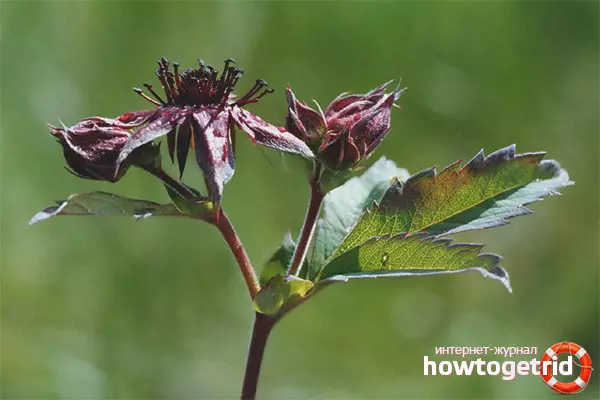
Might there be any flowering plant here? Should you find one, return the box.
[31,57,573,399]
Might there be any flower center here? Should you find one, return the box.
[133,58,274,108]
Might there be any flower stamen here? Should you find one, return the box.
[142,83,167,105]
[133,87,162,107]
[173,62,183,91]
[236,79,274,106]
[155,70,174,105]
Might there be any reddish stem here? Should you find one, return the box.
[215,208,261,299]
[241,313,276,400]
[287,162,324,276]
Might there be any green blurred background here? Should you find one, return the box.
[1,1,598,399]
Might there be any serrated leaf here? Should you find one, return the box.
[260,232,297,286]
[335,145,573,257]
[253,275,314,316]
[29,191,201,225]
[309,157,409,279]
[318,233,511,292]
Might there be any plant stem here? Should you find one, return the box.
[241,313,276,400]
[142,165,197,199]
[287,162,324,276]
[143,165,260,299]
[215,208,261,299]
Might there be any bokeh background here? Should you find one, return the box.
[1,1,598,399]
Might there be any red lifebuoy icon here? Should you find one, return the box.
[541,341,593,394]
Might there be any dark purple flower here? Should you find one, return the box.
[115,58,314,202]
[286,82,405,170]
[49,118,158,182]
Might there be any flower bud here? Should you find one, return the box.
[285,87,326,150]
[318,82,405,170]
[49,118,159,182]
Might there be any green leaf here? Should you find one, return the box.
[309,157,409,279]
[253,275,314,316]
[164,185,214,220]
[318,233,511,292]
[335,145,573,257]
[260,232,296,286]
[29,191,202,225]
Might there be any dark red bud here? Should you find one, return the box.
[317,131,362,171]
[285,87,327,148]
[315,82,405,171]
[49,118,159,182]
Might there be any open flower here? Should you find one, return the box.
[113,58,314,202]
[49,119,158,182]
[286,82,405,170]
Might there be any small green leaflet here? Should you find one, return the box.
[334,145,573,258]
[253,275,314,316]
[318,233,511,292]
[309,157,409,279]
[164,185,214,219]
[260,232,297,286]
[29,191,203,225]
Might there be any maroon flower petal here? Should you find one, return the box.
[231,107,314,158]
[117,106,184,168]
[86,109,158,129]
[190,108,235,202]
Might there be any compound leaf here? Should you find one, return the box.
[318,233,511,292]
[309,157,409,279]
[335,145,573,257]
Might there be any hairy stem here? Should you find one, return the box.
[241,313,276,400]
[215,208,261,299]
[287,162,324,276]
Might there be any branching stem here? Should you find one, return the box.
[142,164,260,299]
